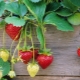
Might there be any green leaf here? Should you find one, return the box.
[30,0,41,3]
[5,2,19,15]
[0,58,10,76]
[36,27,44,49]
[0,20,6,29]
[67,13,80,25]
[23,0,46,23]
[56,7,73,17]
[19,4,27,16]
[44,12,74,31]
[6,2,27,16]
[62,0,78,12]
[70,0,80,7]
[5,16,26,26]
[0,1,5,17]
[46,2,61,12]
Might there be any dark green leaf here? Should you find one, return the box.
[56,7,73,17]
[23,0,46,23]
[62,0,78,12]
[0,1,5,17]
[36,27,44,49]
[70,0,80,7]
[5,16,25,26]
[0,59,10,76]
[30,0,41,3]
[44,12,74,31]
[67,13,80,25]
[46,2,61,12]
[6,2,27,16]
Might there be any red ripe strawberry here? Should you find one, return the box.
[30,49,39,59]
[5,24,22,41]
[19,50,33,64]
[37,54,53,69]
[77,48,80,56]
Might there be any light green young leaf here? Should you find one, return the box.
[67,13,80,25]
[23,0,46,23]
[5,16,25,26]
[44,12,74,31]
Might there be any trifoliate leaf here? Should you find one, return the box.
[44,12,74,31]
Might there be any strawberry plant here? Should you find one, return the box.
[0,0,80,79]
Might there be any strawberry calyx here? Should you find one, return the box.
[39,49,52,56]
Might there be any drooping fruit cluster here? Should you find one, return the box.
[4,23,54,77]
[18,48,53,77]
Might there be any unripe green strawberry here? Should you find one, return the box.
[8,71,16,78]
[27,63,39,77]
[0,49,9,62]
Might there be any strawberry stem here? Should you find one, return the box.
[30,26,35,64]
[2,28,6,48]
[11,62,14,70]
[23,25,27,49]
[41,25,46,50]
[10,28,23,57]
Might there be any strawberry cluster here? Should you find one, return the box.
[4,23,54,77]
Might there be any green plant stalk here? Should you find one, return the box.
[10,28,23,56]
[41,24,46,50]
[9,28,24,70]
[2,28,6,49]
[11,39,22,70]
[23,26,27,49]
[30,26,35,64]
